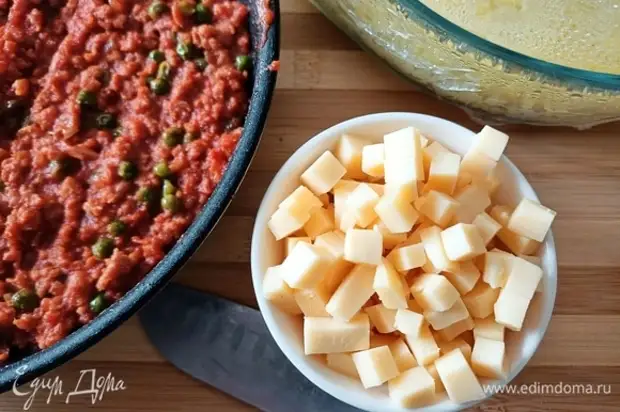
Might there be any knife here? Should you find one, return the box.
[139,283,360,412]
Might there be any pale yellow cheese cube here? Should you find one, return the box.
[494,291,530,331]
[388,338,418,372]
[268,207,310,240]
[520,254,543,293]
[441,223,487,262]
[394,309,425,337]
[372,221,408,250]
[470,126,509,161]
[438,337,472,361]
[455,171,472,191]
[422,140,450,176]
[424,298,470,330]
[384,126,425,182]
[388,366,436,407]
[437,316,475,342]
[374,190,420,234]
[352,346,400,389]
[346,183,380,228]
[386,181,418,203]
[411,273,460,312]
[434,349,485,403]
[419,226,460,273]
[332,180,358,228]
[262,266,302,315]
[474,317,505,341]
[483,251,511,289]
[471,337,506,379]
[364,303,397,334]
[425,152,461,195]
[303,206,335,239]
[285,237,311,257]
[503,256,543,300]
[294,288,330,317]
[336,134,370,180]
[425,363,445,393]
[418,190,459,228]
[326,264,376,321]
[472,212,502,245]
[301,151,347,195]
[443,261,480,295]
[460,150,497,180]
[386,243,426,272]
[279,185,323,217]
[361,143,385,178]
[507,198,557,242]
[304,314,370,354]
[374,258,408,309]
[453,184,491,224]
[326,353,359,379]
[463,282,501,319]
[490,205,541,255]
[404,325,441,366]
[280,242,332,289]
[314,231,354,294]
[344,229,383,265]
[314,231,345,257]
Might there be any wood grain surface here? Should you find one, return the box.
[2,0,620,410]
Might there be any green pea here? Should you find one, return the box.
[194,57,207,71]
[157,61,171,80]
[184,130,199,143]
[162,179,176,196]
[178,1,194,15]
[89,293,110,314]
[148,50,166,63]
[92,237,114,259]
[11,289,39,312]
[148,1,167,19]
[137,187,156,204]
[96,113,117,130]
[176,42,195,61]
[76,90,97,106]
[162,127,184,147]
[118,161,138,181]
[149,77,170,95]
[108,220,127,236]
[153,161,171,178]
[194,3,212,24]
[235,55,251,72]
[161,194,180,213]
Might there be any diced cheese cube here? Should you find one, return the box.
[344,229,383,265]
[384,127,425,182]
[373,221,407,250]
[471,337,506,379]
[388,366,436,407]
[262,266,302,315]
[456,171,472,190]
[422,140,450,176]
[394,309,425,337]
[434,349,484,404]
[386,181,418,203]
[369,333,399,349]
[280,242,332,289]
[388,338,418,372]
[494,291,530,331]
[482,251,511,289]
[364,304,397,334]
[346,183,380,228]
[279,185,323,217]
[374,189,420,234]
[326,264,376,321]
[336,134,370,180]
[301,151,347,195]
[463,282,501,319]
[437,317,475,342]
[352,346,400,389]
[374,258,408,309]
[424,298,470,330]
[411,273,460,312]
[472,212,502,245]
[404,325,440,366]
[268,207,310,240]
[303,206,335,239]
[314,231,345,257]
[294,287,330,317]
[441,223,486,262]
[418,190,459,227]
[507,198,557,242]
[332,180,358,227]
[285,237,311,257]
[425,363,445,393]
[453,184,491,224]
[386,243,426,272]
[490,205,541,255]
[326,353,359,379]
[460,150,497,180]
[443,261,480,295]
[474,317,505,341]
[304,314,370,354]
[424,152,461,195]
[503,256,543,301]
[470,126,509,161]
[438,337,472,361]
[419,226,460,273]
[314,231,353,294]
[520,254,544,293]
[361,143,385,178]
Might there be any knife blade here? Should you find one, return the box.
[138,283,360,412]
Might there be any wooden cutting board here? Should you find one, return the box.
[1,0,619,410]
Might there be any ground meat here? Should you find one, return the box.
[0,0,251,362]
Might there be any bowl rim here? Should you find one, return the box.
[251,112,558,412]
[0,0,280,392]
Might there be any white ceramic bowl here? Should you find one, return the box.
[251,112,557,412]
